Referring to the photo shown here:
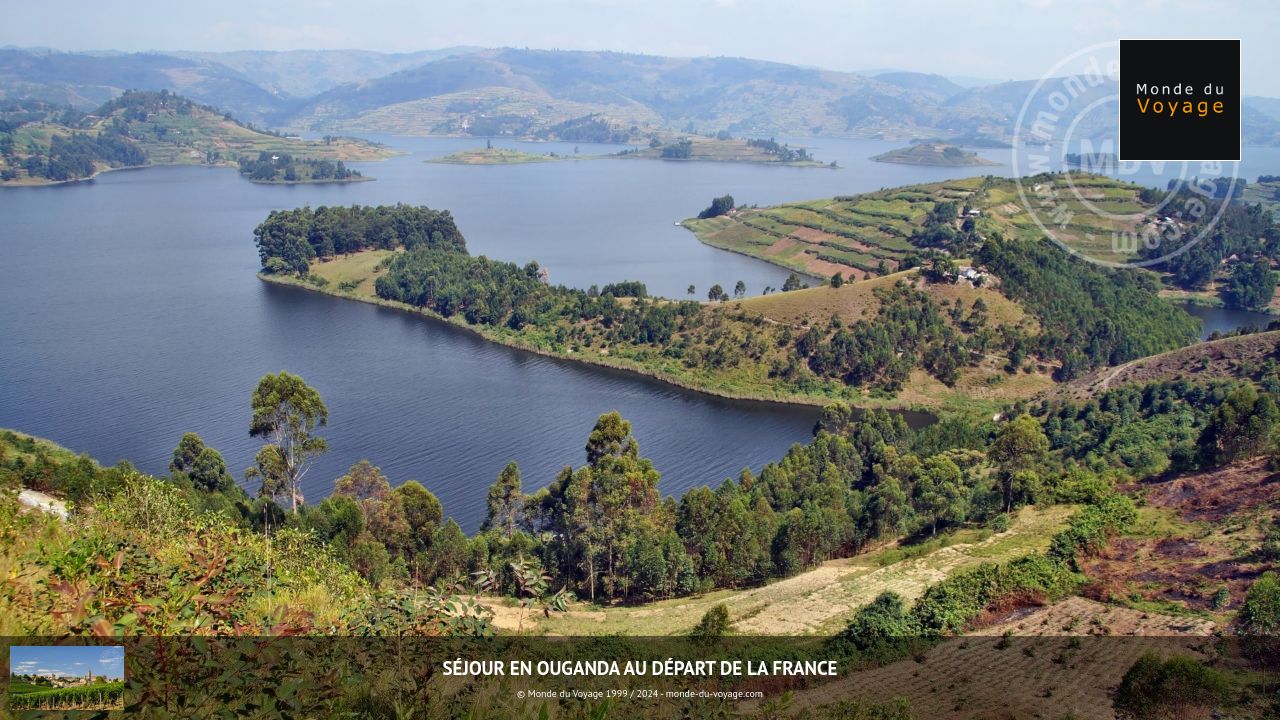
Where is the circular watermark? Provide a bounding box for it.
[1011,40,1239,268]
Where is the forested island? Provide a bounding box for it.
[1063,151,1118,170]
[870,143,997,167]
[237,151,369,183]
[426,146,568,164]
[0,91,391,186]
[617,134,834,167]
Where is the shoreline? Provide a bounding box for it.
[245,174,376,185]
[258,271,938,418]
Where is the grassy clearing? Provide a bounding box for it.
[308,249,396,296]
[513,505,1073,637]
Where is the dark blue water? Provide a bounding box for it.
[1,135,1274,529]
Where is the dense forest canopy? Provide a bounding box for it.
[253,204,467,273]
[238,151,362,183]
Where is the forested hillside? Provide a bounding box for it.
[0,90,389,185]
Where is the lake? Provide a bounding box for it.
[1,136,1275,529]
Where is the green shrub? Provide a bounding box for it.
[1114,654,1233,719]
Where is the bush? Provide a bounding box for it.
[689,603,730,644]
[1114,654,1233,719]
[1046,494,1137,568]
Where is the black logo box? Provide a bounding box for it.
[1119,39,1240,162]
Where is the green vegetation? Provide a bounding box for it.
[238,150,367,183]
[871,143,998,167]
[0,90,390,185]
[1063,152,1118,170]
[254,204,466,274]
[427,146,569,164]
[1113,654,1235,720]
[618,134,831,166]
[698,193,735,219]
[1138,185,1280,309]
[8,681,125,711]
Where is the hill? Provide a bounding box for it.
[170,48,481,98]
[0,48,288,125]
[682,174,1154,278]
[1052,329,1280,402]
[0,90,391,185]
[871,142,998,166]
[5,47,1280,145]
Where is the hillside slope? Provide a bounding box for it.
[0,90,390,185]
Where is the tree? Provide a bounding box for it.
[989,415,1049,512]
[913,455,966,535]
[396,480,443,551]
[1223,258,1276,310]
[248,371,328,512]
[697,194,734,219]
[169,432,205,475]
[1197,384,1280,467]
[1236,571,1280,668]
[483,461,524,537]
[782,272,806,292]
[333,460,412,557]
[830,272,844,288]
[544,412,663,601]
[190,447,233,493]
[334,459,390,501]
[707,284,727,302]
[733,280,746,298]
[690,603,731,644]
[687,284,696,296]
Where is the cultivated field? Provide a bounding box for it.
[684,175,1150,277]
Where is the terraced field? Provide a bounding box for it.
[683,174,1152,277]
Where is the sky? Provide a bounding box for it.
[9,645,125,680]
[3,0,1278,95]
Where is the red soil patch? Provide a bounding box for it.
[1083,458,1280,612]
[1136,457,1280,523]
[788,226,836,244]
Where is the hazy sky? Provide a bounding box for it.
[5,0,1278,94]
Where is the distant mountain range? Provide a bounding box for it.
[2,46,1278,147]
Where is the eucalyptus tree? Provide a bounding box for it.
[246,371,328,512]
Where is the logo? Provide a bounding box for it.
[1011,41,1240,268]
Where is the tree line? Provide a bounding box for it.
[237,151,361,183]
[254,204,467,274]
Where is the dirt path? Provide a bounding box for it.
[18,489,68,519]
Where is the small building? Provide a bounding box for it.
[965,208,982,217]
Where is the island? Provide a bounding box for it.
[0,90,392,186]
[1063,151,1119,170]
[871,142,998,166]
[426,146,569,164]
[617,135,835,167]
[237,151,371,183]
